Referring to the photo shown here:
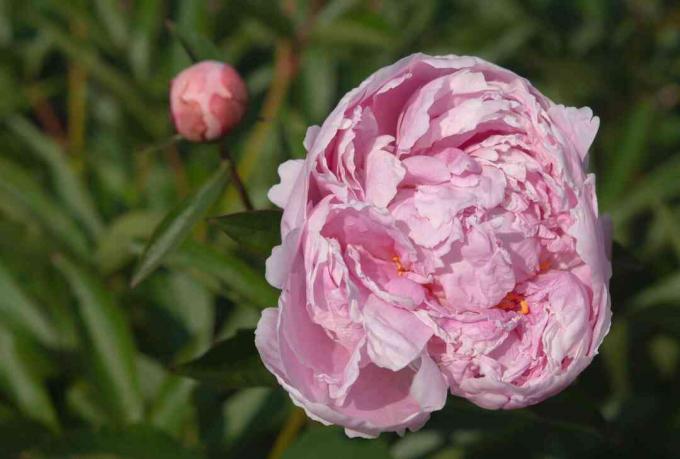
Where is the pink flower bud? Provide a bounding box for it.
[170,61,248,142]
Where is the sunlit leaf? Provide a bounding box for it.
[0,157,90,257]
[610,155,680,225]
[96,210,162,275]
[53,256,143,424]
[166,20,223,62]
[29,14,164,136]
[131,161,230,287]
[600,100,654,209]
[7,116,104,238]
[94,0,129,48]
[167,240,279,309]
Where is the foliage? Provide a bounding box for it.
[0,0,679,458]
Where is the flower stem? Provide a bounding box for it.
[267,408,307,459]
[68,18,88,160]
[222,39,297,211]
[219,142,254,210]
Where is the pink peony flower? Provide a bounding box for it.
[256,53,611,437]
[170,61,248,142]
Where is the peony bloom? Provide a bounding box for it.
[170,60,248,142]
[256,53,611,437]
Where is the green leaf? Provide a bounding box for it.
[7,116,104,239]
[128,0,163,79]
[281,428,392,459]
[131,161,230,287]
[33,425,204,459]
[0,0,10,45]
[211,209,282,256]
[29,13,165,137]
[0,259,59,348]
[610,154,680,225]
[96,210,162,275]
[310,16,395,49]
[0,326,59,431]
[173,329,276,389]
[147,376,195,435]
[66,380,112,426]
[166,20,223,62]
[0,157,90,257]
[600,100,654,209]
[94,0,129,48]
[242,0,296,38]
[630,271,680,312]
[168,240,279,309]
[53,256,143,424]
[301,46,337,123]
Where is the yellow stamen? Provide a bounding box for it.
[519,299,530,315]
[497,292,530,314]
[392,256,407,276]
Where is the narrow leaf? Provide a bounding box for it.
[7,116,104,238]
[96,211,162,275]
[0,326,59,431]
[131,161,230,287]
[173,329,275,389]
[168,241,279,309]
[34,425,203,459]
[281,428,392,459]
[610,154,680,225]
[630,271,680,312]
[94,0,129,48]
[600,100,654,209]
[0,259,59,348]
[211,209,281,256]
[0,157,89,257]
[243,0,296,38]
[53,256,143,424]
[29,13,164,137]
[165,20,222,62]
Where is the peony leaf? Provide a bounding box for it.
[0,326,59,431]
[7,116,104,239]
[165,20,223,62]
[610,154,680,225]
[163,241,279,310]
[131,161,230,287]
[32,425,203,459]
[0,157,90,258]
[53,256,143,424]
[281,428,392,459]
[173,329,275,389]
[210,209,282,256]
[243,0,296,38]
[0,259,59,348]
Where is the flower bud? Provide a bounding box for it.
[170,60,248,142]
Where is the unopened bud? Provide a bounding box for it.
[170,60,248,142]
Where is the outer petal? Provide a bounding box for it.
[268,159,305,208]
[548,105,600,163]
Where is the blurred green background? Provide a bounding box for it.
[0,0,679,458]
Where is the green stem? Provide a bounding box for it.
[267,408,307,459]
[220,142,254,210]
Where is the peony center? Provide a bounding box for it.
[497,292,530,314]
